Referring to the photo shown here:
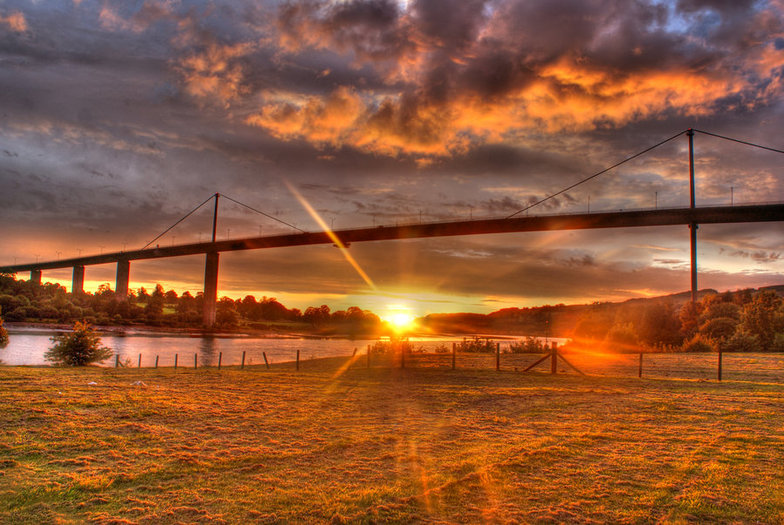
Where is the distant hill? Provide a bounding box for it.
[418,286,782,337]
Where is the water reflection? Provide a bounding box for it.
[1,329,561,367]
[199,337,218,367]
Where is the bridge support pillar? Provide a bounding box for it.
[72,266,85,294]
[690,223,698,303]
[115,259,130,297]
[30,269,41,284]
[203,252,219,327]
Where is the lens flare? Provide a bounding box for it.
[284,181,376,290]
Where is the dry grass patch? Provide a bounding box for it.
[0,358,783,523]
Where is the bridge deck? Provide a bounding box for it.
[2,204,783,273]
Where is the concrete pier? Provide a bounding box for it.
[202,251,219,327]
[72,265,85,294]
[115,259,130,297]
[30,269,41,284]
[689,223,698,303]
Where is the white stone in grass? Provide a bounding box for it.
[87,381,98,386]
[132,380,147,387]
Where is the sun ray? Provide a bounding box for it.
[284,181,376,290]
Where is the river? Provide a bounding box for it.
[1,327,569,367]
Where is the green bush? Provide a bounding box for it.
[456,337,496,353]
[45,321,113,366]
[682,334,716,353]
[772,333,784,353]
[720,331,759,352]
[433,343,450,354]
[699,317,738,340]
[508,336,547,353]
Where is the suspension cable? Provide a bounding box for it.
[506,130,687,219]
[693,129,784,155]
[221,194,306,233]
[141,194,216,250]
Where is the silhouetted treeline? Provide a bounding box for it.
[0,275,381,334]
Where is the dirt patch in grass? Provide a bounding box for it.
[1,358,783,523]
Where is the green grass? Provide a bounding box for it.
[1,357,783,523]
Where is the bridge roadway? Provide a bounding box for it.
[3,203,783,325]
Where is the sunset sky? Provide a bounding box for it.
[1,0,783,317]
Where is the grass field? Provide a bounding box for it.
[1,356,783,524]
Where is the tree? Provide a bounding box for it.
[679,300,704,339]
[740,291,784,351]
[0,306,8,349]
[605,322,639,351]
[700,317,738,341]
[144,284,165,324]
[164,289,178,305]
[45,321,113,366]
[638,302,682,347]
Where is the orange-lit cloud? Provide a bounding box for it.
[0,11,27,32]
[243,57,778,157]
[238,0,784,157]
[176,41,254,105]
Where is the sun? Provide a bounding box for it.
[386,311,416,333]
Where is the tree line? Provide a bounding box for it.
[0,274,382,335]
[1,273,783,351]
[420,287,784,352]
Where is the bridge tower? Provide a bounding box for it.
[115,259,130,297]
[202,194,220,327]
[687,129,698,304]
[72,265,85,294]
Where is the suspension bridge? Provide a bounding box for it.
[2,129,783,326]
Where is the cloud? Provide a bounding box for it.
[175,40,255,105]
[247,86,365,145]
[98,1,179,33]
[232,0,784,157]
[722,249,782,264]
[0,11,27,32]
[2,0,783,312]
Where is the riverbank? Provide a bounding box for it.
[4,321,319,339]
[5,321,542,341]
[1,360,783,523]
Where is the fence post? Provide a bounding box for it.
[296,349,300,371]
[496,342,500,371]
[638,353,643,378]
[400,343,405,369]
[138,354,142,368]
[115,354,119,368]
[241,351,246,369]
[174,353,178,369]
[194,353,198,369]
[155,355,159,369]
[718,349,723,382]
[263,351,269,369]
[550,342,557,374]
[352,347,357,357]
[452,342,456,370]
[218,351,222,369]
